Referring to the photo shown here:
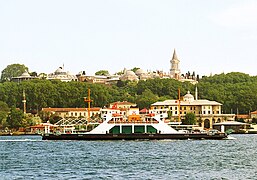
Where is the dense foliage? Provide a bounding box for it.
[0,72,256,116]
[198,72,257,114]
[0,64,28,82]
[182,113,196,125]
[95,70,110,76]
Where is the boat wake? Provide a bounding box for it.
[225,136,236,140]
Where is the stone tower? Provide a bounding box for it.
[170,49,181,79]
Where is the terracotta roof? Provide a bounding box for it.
[251,110,257,114]
[42,107,101,112]
[140,108,149,113]
[112,113,123,117]
[110,101,136,105]
[236,114,249,119]
[146,113,155,117]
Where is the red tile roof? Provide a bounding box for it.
[236,114,249,119]
[110,101,136,105]
[140,108,149,113]
[251,110,257,114]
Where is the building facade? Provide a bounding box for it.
[11,71,38,82]
[150,89,235,129]
[42,107,101,119]
[47,66,78,82]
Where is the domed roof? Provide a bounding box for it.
[55,67,65,74]
[56,67,64,72]
[120,70,138,81]
[183,91,194,102]
[135,69,146,75]
[125,70,136,76]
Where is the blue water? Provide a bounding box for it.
[0,134,257,180]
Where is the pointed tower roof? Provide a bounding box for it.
[172,49,179,61]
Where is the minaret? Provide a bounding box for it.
[22,90,26,114]
[170,49,181,79]
[195,86,198,100]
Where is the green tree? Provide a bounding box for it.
[182,112,196,125]
[95,70,109,76]
[30,71,38,77]
[1,64,29,82]
[6,107,24,129]
[252,118,257,124]
[49,114,62,124]
[131,67,140,72]
[136,89,158,109]
[0,101,9,125]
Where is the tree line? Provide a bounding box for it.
[1,63,257,129]
[0,72,257,114]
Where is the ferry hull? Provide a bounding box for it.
[42,133,227,140]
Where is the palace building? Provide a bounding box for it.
[150,88,235,129]
[47,66,78,82]
[169,49,198,84]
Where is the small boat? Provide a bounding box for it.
[42,112,227,141]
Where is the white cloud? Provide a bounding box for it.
[212,1,257,28]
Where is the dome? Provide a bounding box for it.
[120,70,138,81]
[183,91,194,102]
[135,69,146,76]
[55,67,65,75]
[126,70,136,76]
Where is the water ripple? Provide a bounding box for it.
[1,135,257,179]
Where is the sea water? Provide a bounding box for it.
[0,134,257,180]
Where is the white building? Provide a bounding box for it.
[150,88,235,129]
[12,71,38,82]
[47,66,78,82]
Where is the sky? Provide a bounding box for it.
[1,0,257,76]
